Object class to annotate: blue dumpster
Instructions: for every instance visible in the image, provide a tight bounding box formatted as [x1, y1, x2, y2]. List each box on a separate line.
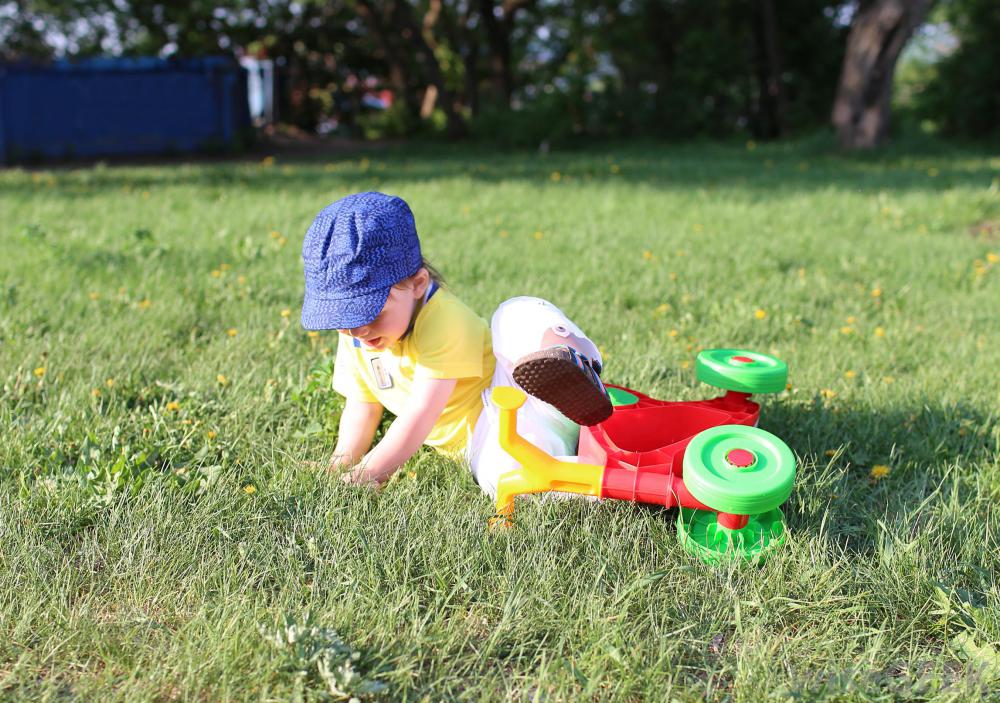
[0, 57, 250, 163]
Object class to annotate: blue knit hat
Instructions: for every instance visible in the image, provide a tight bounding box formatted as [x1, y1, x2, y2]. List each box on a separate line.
[301, 192, 422, 330]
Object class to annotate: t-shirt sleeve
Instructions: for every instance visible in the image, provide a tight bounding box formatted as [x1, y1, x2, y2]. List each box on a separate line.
[332, 333, 379, 403]
[412, 301, 486, 380]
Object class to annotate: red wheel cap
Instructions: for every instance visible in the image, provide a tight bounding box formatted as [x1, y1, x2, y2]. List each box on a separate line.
[731, 355, 755, 364]
[726, 448, 756, 468]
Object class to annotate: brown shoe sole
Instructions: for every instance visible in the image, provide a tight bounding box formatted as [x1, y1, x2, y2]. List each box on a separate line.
[512, 349, 613, 426]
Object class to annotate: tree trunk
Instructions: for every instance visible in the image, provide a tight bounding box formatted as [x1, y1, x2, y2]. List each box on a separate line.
[478, 0, 535, 107]
[831, 0, 934, 149]
[754, 0, 786, 138]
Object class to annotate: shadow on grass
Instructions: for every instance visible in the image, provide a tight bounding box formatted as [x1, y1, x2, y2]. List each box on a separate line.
[2, 138, 996, 201]
[583, 395, 996, 561]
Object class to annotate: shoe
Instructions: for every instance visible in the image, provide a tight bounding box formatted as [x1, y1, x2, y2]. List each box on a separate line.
[512, 345, 613, 426]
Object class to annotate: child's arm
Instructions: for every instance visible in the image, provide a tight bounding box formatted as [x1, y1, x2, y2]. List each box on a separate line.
[343, 377, 458, 485]
[329, 397, 384, 470]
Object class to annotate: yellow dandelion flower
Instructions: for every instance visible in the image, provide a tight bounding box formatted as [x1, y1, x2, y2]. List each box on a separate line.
[840, 326, 854, 335]
[105, 378, 116, 388]
[655, 303, 670, 315]
[227, 328, 238, 337]
[142, 190, 150, 199]
[166, 401, 180, 412]
[261, 155, 275, 167]
[498, 230, 510, 239]
[407, 471, 417, 479]
[91, 388, 102, 398]
[307, 331, 320, 339]
[269, 230, 282, 239]
[280, 308, 291, 318]
[277, 236, 287, 247]
[883, 376, 895, 384]
[321, 347, 331, 355]
[987, 253, 1000, 264]
[845, 370, 856, 379]
[746, 140, 757, 151]
[534, 231, 544, 240]
[33, 367, 45, 378]
[846, 315, 856, 324]
[820, 388, 837, 399]
[598, 345, 608, 359]
[220, 263, 231, 271]
[244, 484, 257, 494]
[210, 269, 222, 278]
[137, 299, 152, 310]
[825, 449, 837, 457]
[871, 287, 882, 298]
[755, 309, 767, 320]
[798, 267, 807, 279]
[668, 271, 678, 281]
[461, 206, 470, 215]
[610, 164, 621, 174]
[88, 291, 100, 301]
[692, 223, 704, 233]
[206, 430, 217, 440]
[642, 250, 654, 261]
[680, 360, 691, 369]
[237, 275, 246, 285]
[550, 171, 561, 182]
[217, 374, 228, 386]
[669, 328, 679, 338]
[870, 464, 890, 480]
[874, 327, 885, 338]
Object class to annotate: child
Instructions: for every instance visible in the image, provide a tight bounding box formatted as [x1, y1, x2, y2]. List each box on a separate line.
[302, 191, 611, 497]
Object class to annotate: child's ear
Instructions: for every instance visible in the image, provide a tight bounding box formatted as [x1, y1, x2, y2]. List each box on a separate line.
[411, 267, 430, 298]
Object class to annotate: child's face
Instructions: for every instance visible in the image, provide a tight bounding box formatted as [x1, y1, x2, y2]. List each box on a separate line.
[338, 269, 429, 351]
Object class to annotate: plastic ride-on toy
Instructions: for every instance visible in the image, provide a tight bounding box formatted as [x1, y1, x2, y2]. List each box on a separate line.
[489, 349, 796, 565]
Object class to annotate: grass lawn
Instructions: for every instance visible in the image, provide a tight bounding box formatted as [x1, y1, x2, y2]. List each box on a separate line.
[2, 137, 999, 701]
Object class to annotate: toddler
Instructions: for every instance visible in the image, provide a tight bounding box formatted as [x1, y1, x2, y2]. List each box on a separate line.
[301, 192, 611, 497]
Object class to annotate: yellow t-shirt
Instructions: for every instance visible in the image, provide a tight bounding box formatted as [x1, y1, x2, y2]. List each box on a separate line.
[332, 287, 495, 456]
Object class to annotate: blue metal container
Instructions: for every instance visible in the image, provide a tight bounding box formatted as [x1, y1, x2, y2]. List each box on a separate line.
[0, 57, 250, 163]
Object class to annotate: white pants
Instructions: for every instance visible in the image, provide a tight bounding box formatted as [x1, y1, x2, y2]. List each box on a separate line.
[466, 296, 601, 498]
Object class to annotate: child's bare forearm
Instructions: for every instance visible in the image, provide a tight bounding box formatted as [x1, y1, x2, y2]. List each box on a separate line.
[329, 399, 383, 469]
[353, 413, 434, 482]
[349, 377, 458, 484]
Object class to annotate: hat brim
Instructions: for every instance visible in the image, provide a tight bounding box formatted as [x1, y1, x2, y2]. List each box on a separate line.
[301, 286, 391, 330]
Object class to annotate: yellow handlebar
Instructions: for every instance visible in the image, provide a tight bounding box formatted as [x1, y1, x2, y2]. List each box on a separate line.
[490, 387, 605, 525]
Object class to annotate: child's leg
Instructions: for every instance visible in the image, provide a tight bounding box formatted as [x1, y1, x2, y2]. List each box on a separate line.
[492, 296, 611, 427]
[469, 296, 605, 497]
[490, 296, 602, 370]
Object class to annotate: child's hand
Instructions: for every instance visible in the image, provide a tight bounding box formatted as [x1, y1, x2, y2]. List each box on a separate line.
[338, 463, 381, 488]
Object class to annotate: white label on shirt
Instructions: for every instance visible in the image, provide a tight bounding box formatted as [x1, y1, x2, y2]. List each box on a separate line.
[371, 357, 393, 389]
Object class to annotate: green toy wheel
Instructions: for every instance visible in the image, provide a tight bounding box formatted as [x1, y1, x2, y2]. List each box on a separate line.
[683, 424, 795, 515]
[677, 507, 786, 565]
[695, 349, 787, 394]
[608, 387, 639, 407]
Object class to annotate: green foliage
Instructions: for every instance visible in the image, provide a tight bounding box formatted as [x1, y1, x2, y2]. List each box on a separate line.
[915, 0, 1000, 138]
[259, 613, 388, 699]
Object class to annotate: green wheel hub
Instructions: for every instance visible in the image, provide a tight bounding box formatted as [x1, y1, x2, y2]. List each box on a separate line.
[695, 349, 788, 394]
[608, 387, 639, 407]
[677, 507, 787, 565]
[683, 424, 795, 515]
